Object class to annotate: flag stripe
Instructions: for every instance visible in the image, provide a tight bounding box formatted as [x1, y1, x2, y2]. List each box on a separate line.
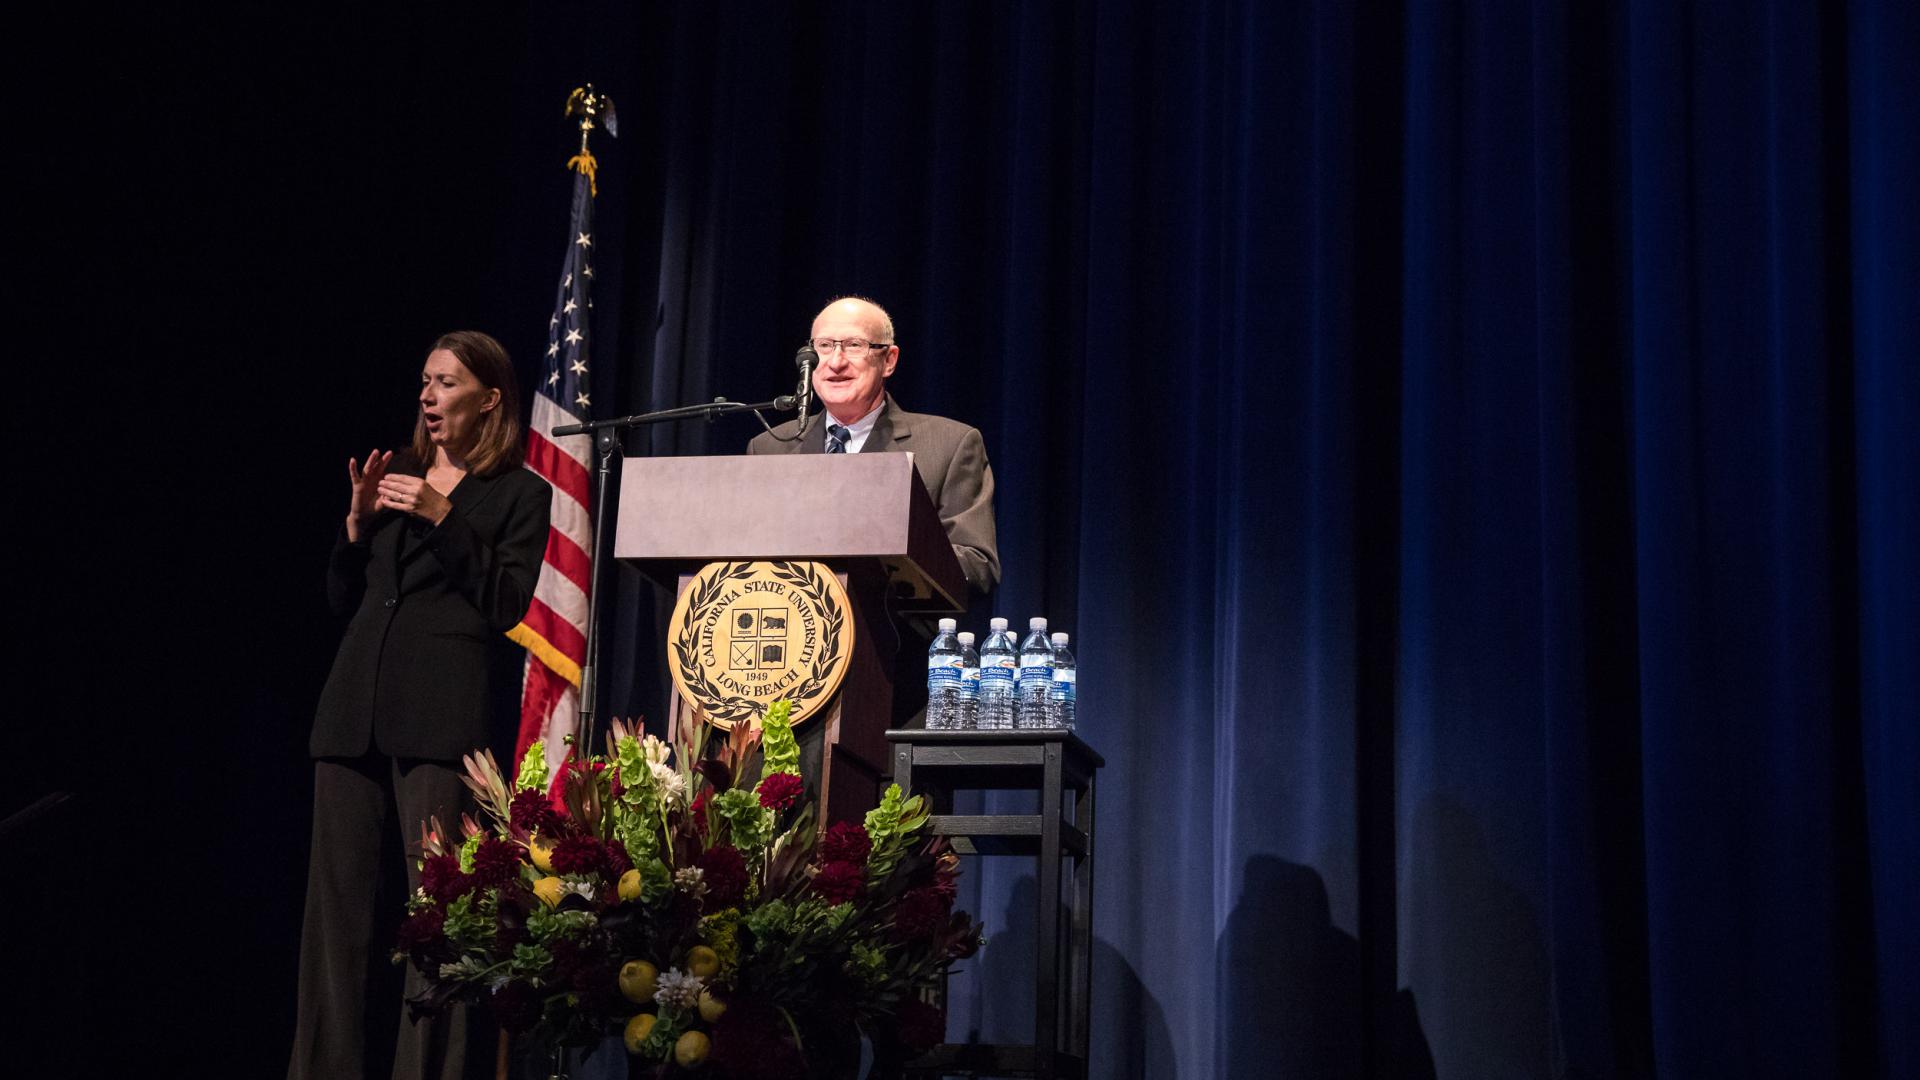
[520, 595, 588, 675]
[538, 524, 592, 598]
[526, 426, 592, 507]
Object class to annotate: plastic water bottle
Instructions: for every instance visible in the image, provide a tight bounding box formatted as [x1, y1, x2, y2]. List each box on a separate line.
[1048, 632, 1076, 730]
[977, 617, 1018, 731]
[956, 631, 980, 729]
[1016, 617, 1053, 728]
[926, 618, 962, 730]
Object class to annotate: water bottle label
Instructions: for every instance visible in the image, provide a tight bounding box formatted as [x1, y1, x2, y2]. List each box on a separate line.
[927, 664, 960, 685]
[1049, 681, 1076, 702]
[1019, 663, 1052, 690]
[1051, 670, 1076, 685]
[979, 663, 1015, 684]
[957, 671, 979, 700]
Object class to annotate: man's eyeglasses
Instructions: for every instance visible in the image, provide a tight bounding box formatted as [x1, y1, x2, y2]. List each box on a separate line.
[812, 338, 893, 358]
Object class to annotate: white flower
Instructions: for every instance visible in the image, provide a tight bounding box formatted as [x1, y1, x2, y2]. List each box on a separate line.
[642, 734, 671, 766]
[674, 866, 708, 899]
[653, 968, 705, 1010]
[562, 879, 597, 902]
[651, 761, 686, 808]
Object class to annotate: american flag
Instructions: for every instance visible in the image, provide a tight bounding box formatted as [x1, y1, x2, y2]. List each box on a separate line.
[507, 161, 596, 783]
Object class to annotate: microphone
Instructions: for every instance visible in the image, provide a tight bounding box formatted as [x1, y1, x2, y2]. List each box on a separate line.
[793, 344, 817, 432]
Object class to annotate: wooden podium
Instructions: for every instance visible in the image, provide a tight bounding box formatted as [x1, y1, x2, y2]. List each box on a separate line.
[614, 452, 967, 822]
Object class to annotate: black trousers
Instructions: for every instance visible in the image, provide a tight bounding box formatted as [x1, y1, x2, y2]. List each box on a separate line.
[289, 755, 490, 1080]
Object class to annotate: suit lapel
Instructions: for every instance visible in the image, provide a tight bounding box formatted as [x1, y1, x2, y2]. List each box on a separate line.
[859, 395, 911, 453]
[800, 416, 829, 453]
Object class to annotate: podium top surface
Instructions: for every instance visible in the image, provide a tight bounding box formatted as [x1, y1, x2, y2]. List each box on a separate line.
[614, 452, 967, 609]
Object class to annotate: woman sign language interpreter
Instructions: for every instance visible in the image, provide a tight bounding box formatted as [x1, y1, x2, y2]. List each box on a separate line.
[291, 331, 551, 1080]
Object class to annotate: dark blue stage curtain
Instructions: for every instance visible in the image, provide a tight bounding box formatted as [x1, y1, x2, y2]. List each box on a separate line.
[570, 2, 1916, 1076]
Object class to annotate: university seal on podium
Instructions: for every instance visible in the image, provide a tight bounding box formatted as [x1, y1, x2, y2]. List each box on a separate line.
[667, 560, 853, 729]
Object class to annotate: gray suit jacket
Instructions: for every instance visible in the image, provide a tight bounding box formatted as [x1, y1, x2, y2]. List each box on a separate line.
[748, 394, 1000, 593]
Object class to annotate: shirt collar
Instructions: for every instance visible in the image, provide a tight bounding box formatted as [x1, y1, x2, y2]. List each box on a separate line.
[827, 399, 884, 449]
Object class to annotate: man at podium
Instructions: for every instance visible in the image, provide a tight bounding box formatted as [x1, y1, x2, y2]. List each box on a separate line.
[748, 296, 1000, 594]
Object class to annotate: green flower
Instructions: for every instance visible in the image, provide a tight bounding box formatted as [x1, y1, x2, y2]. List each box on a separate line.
[863, 783, 930, 880]
[761, 700, 801, 779]
[700, 910, 742, 981]
[514, 740, 549, 793]
[457, 832, 483, 874]
[712, 788, 774, 857]
[848, 941, 889, 987]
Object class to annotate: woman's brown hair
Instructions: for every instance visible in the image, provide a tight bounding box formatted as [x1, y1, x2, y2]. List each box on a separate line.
[410, 330, 525, 476]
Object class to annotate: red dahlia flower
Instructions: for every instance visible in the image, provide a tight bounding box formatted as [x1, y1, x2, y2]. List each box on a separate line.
[697, 844, 750, 911]
[817, 820, 872, 865]
[891, 885, 952, 942]
[755, 771, 805, 811]
[811, 860, 865, 904]
[549, 835, 610, 876]
[508, 789, 558, 834]
[420, 853, 470, 905]
[472, 836, 523, 887]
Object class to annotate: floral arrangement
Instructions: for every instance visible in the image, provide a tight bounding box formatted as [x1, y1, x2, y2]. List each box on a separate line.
[394, 700, 980, 1078]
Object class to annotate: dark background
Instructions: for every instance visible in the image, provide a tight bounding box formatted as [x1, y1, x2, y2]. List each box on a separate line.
[6, 2, 1914, 1077]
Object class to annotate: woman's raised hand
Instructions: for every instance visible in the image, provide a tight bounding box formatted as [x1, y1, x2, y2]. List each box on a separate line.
[346, 449, 393, 541]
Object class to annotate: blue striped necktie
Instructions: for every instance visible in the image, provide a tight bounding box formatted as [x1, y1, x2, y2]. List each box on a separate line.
[825, 423, 850, 454]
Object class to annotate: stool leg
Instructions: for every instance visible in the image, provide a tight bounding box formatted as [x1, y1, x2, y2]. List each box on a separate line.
[1068, 772, 1095, 1068]
[1034, 743, 1064, 1079]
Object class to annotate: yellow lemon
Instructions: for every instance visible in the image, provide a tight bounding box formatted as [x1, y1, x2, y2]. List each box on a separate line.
[685, 945, 721, 978]
[618, 959, 659, 1004]
[617, 868, 643, 902]
[623, 1012, 656, 1055]
[532, 875, 565, 908]
[674, 1030, 711, 1069]
[529, 835, 557, 874]
[697, 988, 727, 1023]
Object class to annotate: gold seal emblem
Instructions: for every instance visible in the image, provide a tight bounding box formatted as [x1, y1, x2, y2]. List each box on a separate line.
[667, 561, 853, 729]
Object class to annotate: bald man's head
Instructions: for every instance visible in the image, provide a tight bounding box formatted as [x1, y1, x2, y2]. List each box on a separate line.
[809, 296, 899, 423]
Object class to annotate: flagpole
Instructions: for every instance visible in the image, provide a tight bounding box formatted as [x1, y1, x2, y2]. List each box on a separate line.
[565, 86, 614, 768]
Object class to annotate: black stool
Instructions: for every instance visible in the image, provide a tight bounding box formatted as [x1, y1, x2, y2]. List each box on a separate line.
[887, 730, 1105, 1079]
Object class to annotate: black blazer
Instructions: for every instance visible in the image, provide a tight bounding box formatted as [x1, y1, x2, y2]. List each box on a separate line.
[311, 464, 551, 761]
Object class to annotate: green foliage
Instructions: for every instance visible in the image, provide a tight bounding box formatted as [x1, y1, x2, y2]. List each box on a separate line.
[711, 787, 774, 857]
[510, 942, 554, 977]
[700, 910, 742, 980]
[863, 783, 931, 881]
[847, 941, 888, 988]
[634, 858, 673, 903]
[527, 906, 597, 942]
[638, 1007, 685, 1059]
[609, 734, 663, 861]
[760, 700, 801, 778]
[457, 832, 483, 874]
[442, 893, 492, 947]
[744, 898, 793, 942]
[515, 739, 550, 793]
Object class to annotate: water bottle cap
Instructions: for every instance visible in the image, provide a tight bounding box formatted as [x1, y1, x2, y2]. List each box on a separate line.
[938, 617, 957, 632]
[1029, 616, 1048, 630]
[990, 617, 1008, 631]
[1051, 632, 1069, 645]
[957, 632, 975, 644]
